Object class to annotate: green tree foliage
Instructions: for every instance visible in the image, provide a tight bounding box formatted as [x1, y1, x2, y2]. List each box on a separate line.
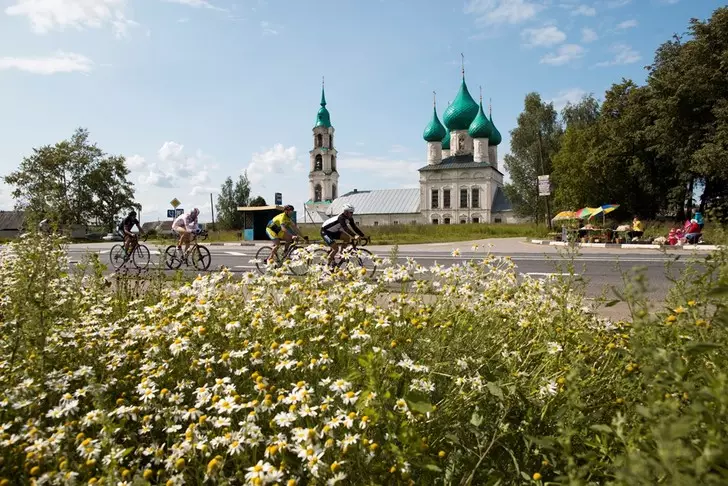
[3, 128, 137, 230]
[215, 173, 251, 230]
[249, 196, 267, 207]
[503, 93, 562, 221]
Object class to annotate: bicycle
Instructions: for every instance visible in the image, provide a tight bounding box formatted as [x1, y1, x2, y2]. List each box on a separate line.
[164, 232, 212, 271]
[313, 236, 377, 278]
[110, 233, 150, 270]
[254, 236, 314, 275]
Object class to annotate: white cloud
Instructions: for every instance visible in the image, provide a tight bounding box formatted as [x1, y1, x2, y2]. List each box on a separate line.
[521, 26, 566, 47]
[596, 43, 641, 66]
[126, 155, 147, 171]
[340, 156, 420, 183]
[581, 27, 598, 43]
[260, 20, 279, 35]
[5, 0, 138, 38]
[540, 44, 585, 65]
[189, 186, 218, 196]
[605, 0, 631, 7]
[244, 144, 302, 184]
[0, 51, 93, 75]
[162, 0, 226, 11]
[464, 0, 544, 26]
[389, 144, 410, 154]
[549, 88, 587, 111]
[137, 141, 216, 188]
[616, 19, 638, 30]
[572, 4, 596, 16]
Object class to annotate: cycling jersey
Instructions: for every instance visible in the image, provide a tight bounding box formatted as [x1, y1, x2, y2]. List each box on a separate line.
[267, 212, 294, 234]
[321, 214, 364, 239]
[173, 213, 197, 232]
[118, 214, 139, 233]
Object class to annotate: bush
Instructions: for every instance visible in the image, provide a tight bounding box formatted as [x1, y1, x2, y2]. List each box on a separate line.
[0, 236, 727, 484]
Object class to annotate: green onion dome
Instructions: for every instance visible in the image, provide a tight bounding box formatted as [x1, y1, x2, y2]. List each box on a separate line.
[443, 78, 479, 131]
[314, 86, 331, 128]
[442, 126, 451, 150]
[423, 106, 446, 142]
[468, 100, 493, 139]
[488, 112, 502, 146]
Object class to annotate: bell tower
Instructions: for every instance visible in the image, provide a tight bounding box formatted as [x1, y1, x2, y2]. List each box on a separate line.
[308, 78, 339, 210]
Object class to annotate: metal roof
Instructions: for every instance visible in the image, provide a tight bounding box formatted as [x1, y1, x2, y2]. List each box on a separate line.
[0, 211, 24, 230]
[491, 186, 513, 212]
[327, 188, 420, 215]
[418, 154, 503, 175]
[237, 205, 285, 212]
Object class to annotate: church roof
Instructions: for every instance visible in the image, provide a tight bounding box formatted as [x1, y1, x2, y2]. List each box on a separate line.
[491, 186, 513, 212]
[328, 188, 420, 215]
[423, 105, 446, 142]
[314, 85, 332, 128]
[488, 112, 502, 146]
[418, 154, 503, 174]
[443, 77, 479, 131]
[468, 100, 493, 139]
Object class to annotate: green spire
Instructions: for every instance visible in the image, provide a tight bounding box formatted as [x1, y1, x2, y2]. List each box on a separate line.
[423, 91, 447, 142]
[315, 77, 332, 128]
[468, 87, 493, 139]
[443, 56, 479, 131]
[488, 100, 502, 146]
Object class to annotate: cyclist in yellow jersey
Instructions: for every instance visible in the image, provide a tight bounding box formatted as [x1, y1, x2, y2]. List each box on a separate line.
[265, 205, 305, 263]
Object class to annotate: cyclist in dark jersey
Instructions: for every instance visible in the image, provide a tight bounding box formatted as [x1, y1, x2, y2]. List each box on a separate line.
[320, 204, 365, 265]
[118, 210, 142, 254]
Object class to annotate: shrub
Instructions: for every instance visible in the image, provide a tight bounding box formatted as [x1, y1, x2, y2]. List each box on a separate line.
[0, 236, 726, 484]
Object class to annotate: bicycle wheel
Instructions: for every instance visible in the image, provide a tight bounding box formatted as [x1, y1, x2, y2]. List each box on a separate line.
[311, 248, 333, 270]
[255, 246, 276, 274]
[133, 244, 151, 269]
[286, 246, 310, 276]
[110, 244, 128, 269]
[343, 248, 377, 278]
[191, 245, 211, 271]
[164, 245, 183, 270]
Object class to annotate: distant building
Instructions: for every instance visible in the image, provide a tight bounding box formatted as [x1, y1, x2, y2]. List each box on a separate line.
[0, 211, 25, 238]
[303, 67, 514, 225]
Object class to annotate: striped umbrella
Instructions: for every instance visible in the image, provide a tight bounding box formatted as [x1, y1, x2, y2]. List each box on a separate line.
[575, 207, 603, 219]
[598, 204, 620, 225]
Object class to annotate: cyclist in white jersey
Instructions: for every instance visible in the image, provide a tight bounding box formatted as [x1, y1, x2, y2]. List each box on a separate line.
[172, 208, 200, 255]
[320, 204, 366, 265]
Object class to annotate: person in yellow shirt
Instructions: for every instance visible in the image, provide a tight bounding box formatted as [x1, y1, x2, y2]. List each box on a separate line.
[631, 216, 643, 239]
[265, 205, 305, 263]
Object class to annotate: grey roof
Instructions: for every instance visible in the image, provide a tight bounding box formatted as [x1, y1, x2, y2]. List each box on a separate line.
[327, 188, 420, 215]
[0, 211, 25, 230]
[491, 186, 513, 212]
[418, 154, 503, 175]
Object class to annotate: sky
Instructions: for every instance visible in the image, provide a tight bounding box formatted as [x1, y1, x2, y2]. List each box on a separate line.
[0, 0, 719, 223]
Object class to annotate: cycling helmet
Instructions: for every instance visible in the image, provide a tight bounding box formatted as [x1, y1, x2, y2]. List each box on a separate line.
[129, 210, 137, 217]
[192, 208, 200, 216]
[342, 204, 355, 213]
[284, 205, 294, 211]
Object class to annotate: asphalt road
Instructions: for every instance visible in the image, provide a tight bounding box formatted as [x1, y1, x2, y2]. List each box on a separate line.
[65, 241, 709, 311]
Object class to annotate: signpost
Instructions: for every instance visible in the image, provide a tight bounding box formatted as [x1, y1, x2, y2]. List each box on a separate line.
[167, 209, 175, 218]
[275, 192, 282, 206]
[175, 208, 184, 217]
[170, 198, 181, 209]
[538, 175, 551, 196]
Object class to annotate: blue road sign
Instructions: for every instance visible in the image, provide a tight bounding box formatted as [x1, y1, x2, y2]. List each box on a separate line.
[167, 209, 175, 218]
[176, 208, 184, 217]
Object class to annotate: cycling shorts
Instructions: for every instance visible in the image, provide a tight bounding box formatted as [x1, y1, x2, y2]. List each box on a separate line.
[321, 230, 351, 246]
[266, 227, 286, 240]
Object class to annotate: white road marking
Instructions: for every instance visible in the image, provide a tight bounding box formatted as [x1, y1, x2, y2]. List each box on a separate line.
[524, 272, 574, 277]
[225, 251, 247, 256]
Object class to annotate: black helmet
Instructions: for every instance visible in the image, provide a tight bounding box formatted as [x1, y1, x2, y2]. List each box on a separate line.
[129, 210, 137, 216]
[284, 205, 294, 211]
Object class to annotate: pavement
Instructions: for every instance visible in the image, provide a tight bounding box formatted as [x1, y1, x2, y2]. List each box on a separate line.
[63, 237, 714, 321]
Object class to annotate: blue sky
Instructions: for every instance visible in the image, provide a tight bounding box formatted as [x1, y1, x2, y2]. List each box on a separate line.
[0, 0, 718, 222]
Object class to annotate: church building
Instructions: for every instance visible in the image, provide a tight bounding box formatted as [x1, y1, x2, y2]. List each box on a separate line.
[303, 68, 513, 225]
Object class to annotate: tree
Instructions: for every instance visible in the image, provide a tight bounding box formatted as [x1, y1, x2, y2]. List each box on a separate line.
[503, 93, 563, 222]
[249, 196, 267, 207]
[215, 172, 251, 230]
[4, 128, 137, 230]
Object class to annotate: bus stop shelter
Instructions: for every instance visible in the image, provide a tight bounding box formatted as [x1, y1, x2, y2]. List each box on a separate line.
[236, 206, 297, 241]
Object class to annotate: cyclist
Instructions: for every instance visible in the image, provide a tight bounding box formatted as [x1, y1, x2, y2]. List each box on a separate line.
[173, 208, 200, 257]
[320, 204, 366, 265]
[38, 218, 51, 234]
[266, 205, 306, 263]
[118, 210, 143, 255]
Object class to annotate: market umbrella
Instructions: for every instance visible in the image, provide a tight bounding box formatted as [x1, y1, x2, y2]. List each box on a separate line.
[552, 211, 578, 221]
[575, 207, 603, 219]
[599, 204, 620, 225]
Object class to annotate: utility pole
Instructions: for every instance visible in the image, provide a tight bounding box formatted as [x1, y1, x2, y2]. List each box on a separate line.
[536, 128, 552, 230]
[210, 193, 215, 232]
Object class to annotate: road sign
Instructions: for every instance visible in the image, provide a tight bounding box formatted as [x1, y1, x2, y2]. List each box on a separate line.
[167, 209, 175, 218]
[175, 208, 184, 217]
[170, 198, 181, 209]
[275, 192, 282, 205]
[538, 175, 551, 196]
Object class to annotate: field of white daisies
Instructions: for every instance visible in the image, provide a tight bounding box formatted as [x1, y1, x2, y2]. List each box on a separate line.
[1, 235, 728, 486]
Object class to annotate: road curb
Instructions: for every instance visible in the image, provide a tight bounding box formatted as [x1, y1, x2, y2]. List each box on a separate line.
[527, 239, 721, 251]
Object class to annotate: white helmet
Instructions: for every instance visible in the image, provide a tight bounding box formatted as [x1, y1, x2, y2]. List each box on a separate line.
[342, 204, 355, 213]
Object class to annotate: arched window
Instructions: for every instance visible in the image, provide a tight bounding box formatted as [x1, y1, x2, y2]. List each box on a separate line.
[316, 134, 323, 148]
[315, 154, 323, 171]
[314, 184, 322, 202]
[331, 156, 336, 171]
[332, 184, 337, 199]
